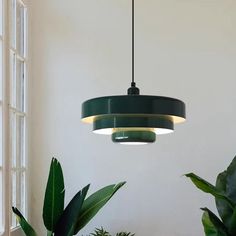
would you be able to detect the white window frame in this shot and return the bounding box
[1,0,29,235]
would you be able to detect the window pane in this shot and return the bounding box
[16,0,24,56]
[10,0,16,49]
[10,113,26,230]
[0,40,2,100]
[0,107,2,233]
[10,51,16,108]
[20,171,26,214]
[11,171,17,228]
[16,59,24,112]
[10,111,16,168]
[0,106,2,167]
[0,0,2,36]
[16,115,25,167]
[0,0,2,234]
[0,170,3,233]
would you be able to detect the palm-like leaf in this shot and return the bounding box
[186,156,236,236]
[54,184,90,236]
[185,173,234,208]
[43,158,65,232]
[215,171,233,228]
[201,208,229,236]
[74,182,126,234]
[216,157,236,234]
[12,157,127,236]
[90,227,111,236]
[12,207,37,236]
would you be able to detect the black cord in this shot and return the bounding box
[127,0,139,95]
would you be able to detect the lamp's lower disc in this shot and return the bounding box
[112,130,156,144]
[93,116,174,135]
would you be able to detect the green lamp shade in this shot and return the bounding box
[81,95,186,144]
[112,131,156,144]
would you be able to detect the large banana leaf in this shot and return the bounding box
[43,158,65,232]
[185,173,234,208]
[228,207,236,234]
[12,207,37,236]
[225,156,236,204]
[54,184,90,236]
[74,182,126,234]
[201,208,229,236]
[215,171,233,229]
[215,157,236,234]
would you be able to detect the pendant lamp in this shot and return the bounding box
[81,0,186,145]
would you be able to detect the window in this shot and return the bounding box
[10,0,27,229]
[0,0,28,235]
[0,0,3,234]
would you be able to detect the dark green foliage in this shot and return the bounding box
[54,185,90,236]
[89,227,135,236]
[43,158,65,232]
[12,158,126,236]
[90,227,111,236]
[186,156,236,236]
[116,233,135,236]
[12,207,37,236]
[74,183,126,234]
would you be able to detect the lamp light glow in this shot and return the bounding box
[120,142,148,146]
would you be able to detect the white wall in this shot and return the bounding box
[29,0,236,235]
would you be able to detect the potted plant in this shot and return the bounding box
[13,158,126,236]
[185,156,236,236]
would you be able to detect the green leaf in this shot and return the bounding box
[185,173,234,208]
[43,158,65,232]
[90,227,111,236]
[12,207,37,236]
[215,157,236,234]
[116,233,135,236]
[54,184,90,236]
[228,207,236,234]
[201,208,229,236]
[225,156,236,204]
[215,171,233,229]
[74,182,126,234]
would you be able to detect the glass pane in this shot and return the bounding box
[0,40,2,101]
[10,0,16,49]
[0,0,2,232]
[0,107,3,233]
[20,171,26,215]
[16,0,25,56]
[0,0,2,36]
[16,115,25,168]
[0,109,1,169]
[16,59,24,112]
[0,171,3,233]
[11,171,17,228]
[10,111,16,168]
[10,51,16,108]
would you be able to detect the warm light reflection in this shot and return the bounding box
[93,128,113,135]
[93,127,174,135]
[120,142,148,145]
[82,115,186,124]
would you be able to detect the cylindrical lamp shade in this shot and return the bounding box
[81,95,186,144]
[112,131,156,144]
